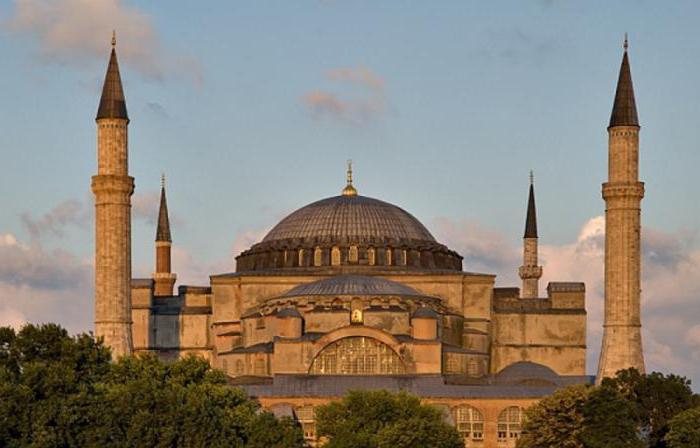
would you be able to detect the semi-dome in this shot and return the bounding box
[235,171,462,272]
[279,274,431,299]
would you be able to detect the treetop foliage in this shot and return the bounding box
[518,368,699,448]
[0,324,304,448]
[315,389,463,448]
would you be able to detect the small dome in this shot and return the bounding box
[276,308,302,319]
[496,362,558,383]
[412,307,439,319]
[279,275,430,299]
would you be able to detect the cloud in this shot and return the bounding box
[0,233,90,290]
[18,191,169,242]
[20,199,87,240]
[145,102,169,119]
[435,215,700,388]
[131,190,161,226]
[432,217,520,280]
[232,227,270,259]
[5,0,203,84]
[303,66,387,125]
[0,305,27,330]
[0,232,92,334]
[327,66,385,91]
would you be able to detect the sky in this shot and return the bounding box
[0,0,699,387]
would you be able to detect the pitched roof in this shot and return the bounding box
[524,183,538,238]
[609,49,639,127]
[96,48,129,121]
[156,186,171,242]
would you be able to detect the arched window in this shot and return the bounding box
[310,336,405,375]
[295,405,316,443]
[385,248,393,266]
[497,406,523,444]
[348,245,359,263]
[453,405,484,445]
[368,247,376,266]
[254,357,267,376]
[331,247,341,266]
[298,249,305,266]
[467,358,480,377]
[314,247,323,266]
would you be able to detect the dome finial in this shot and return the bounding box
[342,159,357,196]
[112,30,116,48]
[529,169,534,186]
[623,32,628,52]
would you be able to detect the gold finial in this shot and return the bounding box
[112,30,116,48]
[529,170,534,186]
[623,33,628,51]
[161,172,166,189]
[342,159,357,196]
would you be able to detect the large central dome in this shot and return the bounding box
[235,173,462,272]
[262,195,436,244]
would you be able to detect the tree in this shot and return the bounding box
[315,389,463,448]
[665,406,700,448]
[0,324,305,448]
[517,384,590,448]
[603,368,697,447]
[580,384,643,448]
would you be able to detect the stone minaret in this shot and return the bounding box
[154,175,176,296]
[519,172,542,298]
[597,37,645,381]
[92,33,134,358]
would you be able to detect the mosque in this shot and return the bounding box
[91,33,645,447]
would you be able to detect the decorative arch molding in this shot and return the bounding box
[309,326,407,375]
[310,325,403,360]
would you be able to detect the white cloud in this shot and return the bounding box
[6,0,203,84]
[303,66,387,125]
[20,198,87,240]
[0,305,27,330]
[0,232,92,334]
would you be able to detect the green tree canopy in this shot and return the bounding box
[580,384,643,448]
[0,324,304,448]
[518,384,590,448]
[602,368,698,447]
[315,389,463,448]
[665,406,700,448]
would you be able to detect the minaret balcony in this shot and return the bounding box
[518,265,542,279]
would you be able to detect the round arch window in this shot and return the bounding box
[309,336,405,375]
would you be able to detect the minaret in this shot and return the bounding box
[154,175,176,296]
[518,172,542,298]
[597,36,645,381]
[92,32,134,358]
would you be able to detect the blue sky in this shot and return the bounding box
[0,1,699,385]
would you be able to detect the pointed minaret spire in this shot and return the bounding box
[609,34,638,128]
[156,174,171,242]
[519,171,542,298]
[154,175,176,296]
[97,31,129,121]
[524,171,538,238]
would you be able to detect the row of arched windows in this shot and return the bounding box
[452,405,522,447]
[286,404,523,446]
